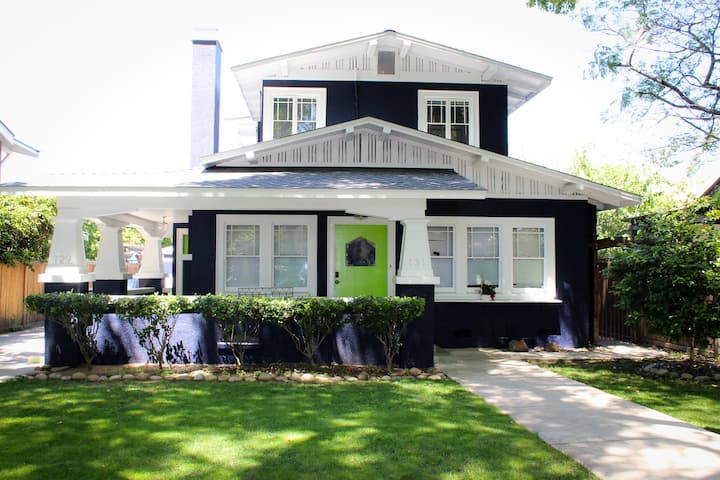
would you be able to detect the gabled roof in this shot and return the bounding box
[0,120,39,157]
[202,116,641,211]
[232,30,552,121]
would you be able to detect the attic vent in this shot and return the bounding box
[377,51,395,74]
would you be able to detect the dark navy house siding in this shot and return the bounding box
[427,199,597,348]
[261,80,509,156]
[184,198,596,349]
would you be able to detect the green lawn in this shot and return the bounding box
[0,379,595,480]
[537,360,720,433]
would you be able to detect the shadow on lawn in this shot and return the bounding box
[0,381,591,480]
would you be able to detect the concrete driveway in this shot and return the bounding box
[0,326,44,381]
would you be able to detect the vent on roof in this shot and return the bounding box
[377,51,395,74]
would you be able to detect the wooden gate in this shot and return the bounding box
[597,268,639,342]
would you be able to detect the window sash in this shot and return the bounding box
[263,87,326,141]
[429,226,454,289]
[216,215,316,294]
[427,218,555,299]
[418,90,478,146]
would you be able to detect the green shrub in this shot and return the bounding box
[266,297,348,366]
[0,196,55,267]
[24,292,110,368]
[193,295,263,367]
[115,295,191,369]
[351,296,425,372]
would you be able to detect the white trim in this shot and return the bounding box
[261,87,327,141]
[428,217,556,301]
[418,90,479,147]
[215,214,317,295]
[175,228,190,295]
[326,216,396,297]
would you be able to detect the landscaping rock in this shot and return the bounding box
[228,375,242,383]
[49,372,62,380]
[135,373,149,381]
[149,375,163,381]
[651,368,669,376]
[216,375,229,382]
[71,372,87,381]
[274,376,289,383]
[357,372,369,381]
[408,367,422,377]
[429,374,443,381]
[122,374,136,381]
[244,376,257,382]
[257,372,274,382]
[509,339,529,352]
[680,373,694,380]
[175,374,191,381]
[289,372,302,381]
[714,374,720,381]
[193,372,206,381]
[35,373,48,381]
[331,376,344,383]
[391,368,406,376]
[50,366,70,373]
[299,373,315,383]
[61,375,71,381]
[87,374,100,382]
[344,376,358,382]
[380,375,392,381]
[109,374,122,382]
[544,342,560,352]
[695,376,711,382]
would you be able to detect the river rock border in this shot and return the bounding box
[19,366,448,384]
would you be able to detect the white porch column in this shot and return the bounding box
[136,235,165,279]
[94,219,131,280]
[39,214,94,283]
[396,218,439,285]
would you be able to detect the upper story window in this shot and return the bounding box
[418,90,479,147]
[262,87,327,141]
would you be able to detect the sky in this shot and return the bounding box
[0,0,716,193]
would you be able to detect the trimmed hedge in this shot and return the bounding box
[24,293,426,370]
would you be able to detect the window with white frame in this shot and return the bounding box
[428,226,454,288]
[427,218,556,300]
[418,90,479,147]
[262,87,327,141]
[216,215,317,294]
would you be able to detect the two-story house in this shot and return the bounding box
[3,31,640,366]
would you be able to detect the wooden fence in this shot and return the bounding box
[0,262,46,330]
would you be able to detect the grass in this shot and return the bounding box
[537,359,720,433]
[0,379,595,480]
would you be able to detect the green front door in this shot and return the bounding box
[334,224,387,297]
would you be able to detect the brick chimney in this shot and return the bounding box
[190,36,222,169]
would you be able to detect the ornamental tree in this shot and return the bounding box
[609,195,720,352]
[25,292,110,369]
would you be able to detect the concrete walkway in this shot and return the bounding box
[0,326,44,382]
[436,348,720,480]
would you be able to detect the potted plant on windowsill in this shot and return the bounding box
[468,283,497,301]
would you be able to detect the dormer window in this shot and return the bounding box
[262,87,327,141]
[418,90,479,147]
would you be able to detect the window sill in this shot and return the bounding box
[434,294,562,304]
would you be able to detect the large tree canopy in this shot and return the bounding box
[530,0,720,161]
[609,194,720,350]
[0,196,55,268]
[570,151,687,239]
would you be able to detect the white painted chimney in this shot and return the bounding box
[190,34,222,169]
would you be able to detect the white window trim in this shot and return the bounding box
[417,90,479,147]
[215,214,317,295]
[262,87,327,141]
[428,217,556,302]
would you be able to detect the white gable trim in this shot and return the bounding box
[202,117,640,211]
[232,31,552,120]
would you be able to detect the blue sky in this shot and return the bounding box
[1,0,714,192]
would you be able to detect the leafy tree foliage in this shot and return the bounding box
[531,0,720,161]
[193,294,263,367]
[115,295,191,369]
[25,292,110,368]
[351,296,425,372]
[570,151,687,239]
[267,297,348,367]
[609,195,720,351]
[0,195,55,267]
